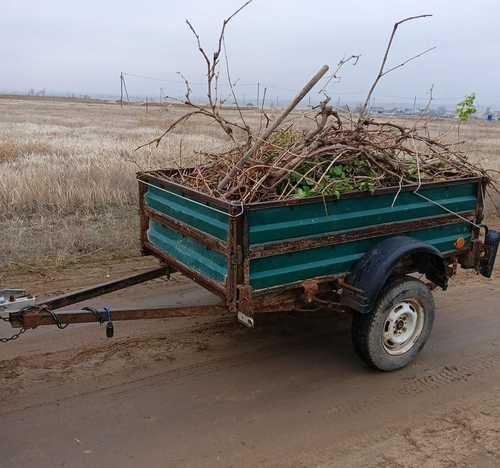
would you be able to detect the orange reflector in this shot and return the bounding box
[455,237,466,250]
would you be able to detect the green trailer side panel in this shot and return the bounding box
[248,182,477,244]
[148,221,227,284]
[249,222,472,290]
[142,177,479,293]
[145,187,229,241]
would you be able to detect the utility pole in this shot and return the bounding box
[120,72,124,108]
[146,96,149,113]
[413,95,417,114]
[256,82,260,107]
[122,75,129,105]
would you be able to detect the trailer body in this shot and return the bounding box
[137,171,488,317]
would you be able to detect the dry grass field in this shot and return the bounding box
[1,96,499,271]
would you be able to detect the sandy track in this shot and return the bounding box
[1,259,499,467]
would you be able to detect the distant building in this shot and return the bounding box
[370,105,386,114]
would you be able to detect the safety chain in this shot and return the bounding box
[0,315,27,343]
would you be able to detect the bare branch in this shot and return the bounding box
[319,54,361,95]
[176,72,192,103]
[358,14,434,120]
[222,35,251,141]
[185,1,253,110]
[135,111,201,150]
[179,1,254,147]
[381,46,436,77]
[216,0,254,57]
[185,19,211,71]
[257,87,270,136]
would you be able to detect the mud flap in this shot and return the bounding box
[344,236,447,313]
[480,228,499,278]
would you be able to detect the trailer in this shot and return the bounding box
[2,172,498,370]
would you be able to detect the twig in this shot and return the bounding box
[358,14,434,121]
[222,36,250,140]
[318,55,361,95]
[135,111,201,150]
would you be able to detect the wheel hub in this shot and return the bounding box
[383,300,424,355]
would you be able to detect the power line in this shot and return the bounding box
[123,72,179,84]
[120,71,472,105]
[123,72,259,88]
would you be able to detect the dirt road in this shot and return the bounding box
[1,259,499,468]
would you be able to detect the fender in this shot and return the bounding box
[345,236,448,313]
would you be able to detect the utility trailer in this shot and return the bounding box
[2,172,498,370]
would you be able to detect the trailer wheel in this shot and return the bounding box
[352,276,435,371]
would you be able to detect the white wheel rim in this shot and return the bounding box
[383,299,425,356]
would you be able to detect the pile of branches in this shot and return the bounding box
[157,109,492,203]
[139,3,497,205]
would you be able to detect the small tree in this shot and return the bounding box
[456,93,477,122]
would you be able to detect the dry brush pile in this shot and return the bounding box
[151,112,495,203]
[137,4,498,207]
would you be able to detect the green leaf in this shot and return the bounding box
[456,93,477,123]
[331,165,345,178]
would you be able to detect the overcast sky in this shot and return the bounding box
[2,0,499,107]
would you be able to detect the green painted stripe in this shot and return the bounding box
[249,222,472,290]
[249,182,478,244]
[148,221,227,284]
[146,187,229,241]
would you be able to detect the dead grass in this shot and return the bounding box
[0,97,498,270]
[0,98,241,269]
[0,140,55,163]
[1,208,138,270]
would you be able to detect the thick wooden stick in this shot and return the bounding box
[217,64,329,191]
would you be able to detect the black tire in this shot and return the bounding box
[352,276,435,371]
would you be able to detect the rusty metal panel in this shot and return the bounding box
[148,221,228,284]
[244,180,480,289]
[247,181,478,244]
[138,175,235,299]
[145,185,230,241]
[249,222,473,290]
